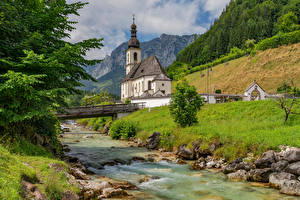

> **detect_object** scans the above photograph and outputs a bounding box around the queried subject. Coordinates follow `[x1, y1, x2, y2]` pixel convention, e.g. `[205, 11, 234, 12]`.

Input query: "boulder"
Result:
[191, 161, 206, 170]
[271, 160, 288, 172]
[100, 188, 129, 198]
[280, 180, 300, 196]
[278, 147, 300, 163]
[69, 167, 90, 180]
[285, 161, 300, 176]
[146, 132, 161, 149]
[206, 161, 216, 169]
[254, 150, 276, 168]
[248, 168, 273, 183]
[227, 170, 249, 181]
[269, 172, 296, 189]
[176, 144, 194, 160]
[77, 180, 111, 196]
[223, 159, 253, 174]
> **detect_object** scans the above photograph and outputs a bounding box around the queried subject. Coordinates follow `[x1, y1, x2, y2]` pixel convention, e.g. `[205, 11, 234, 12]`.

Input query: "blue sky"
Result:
[67, 0, 230, 59]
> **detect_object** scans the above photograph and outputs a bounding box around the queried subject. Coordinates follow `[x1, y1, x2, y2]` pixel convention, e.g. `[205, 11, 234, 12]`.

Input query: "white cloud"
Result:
[202, 0, 230, 19]
[66, 0, 230, 59]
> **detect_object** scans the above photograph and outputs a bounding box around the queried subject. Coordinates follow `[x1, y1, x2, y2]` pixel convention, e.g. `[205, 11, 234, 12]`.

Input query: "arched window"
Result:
[127, 53, 129, 63]
[134, 52, 137, 61]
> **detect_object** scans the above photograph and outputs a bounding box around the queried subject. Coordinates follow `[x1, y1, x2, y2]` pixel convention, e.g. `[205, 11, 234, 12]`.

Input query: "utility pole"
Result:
[207, 66, 209, 103]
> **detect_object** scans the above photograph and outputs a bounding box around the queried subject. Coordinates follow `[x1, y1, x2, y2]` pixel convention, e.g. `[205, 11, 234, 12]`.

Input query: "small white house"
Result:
[243, 81, 269, 101]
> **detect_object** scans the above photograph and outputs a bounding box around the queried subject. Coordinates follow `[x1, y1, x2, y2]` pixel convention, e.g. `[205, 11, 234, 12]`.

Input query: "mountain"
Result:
[83, 34, 194, 95]
[176, 0, 300, 66]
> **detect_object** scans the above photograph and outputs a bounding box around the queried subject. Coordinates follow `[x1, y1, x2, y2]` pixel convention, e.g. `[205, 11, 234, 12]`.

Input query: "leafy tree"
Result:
[0, 0, 103, 138]
[170, 79, 203, 127]
[81, 91, 114, 106]
[245, 39, 256, 50]
[277, 12, 299, 33]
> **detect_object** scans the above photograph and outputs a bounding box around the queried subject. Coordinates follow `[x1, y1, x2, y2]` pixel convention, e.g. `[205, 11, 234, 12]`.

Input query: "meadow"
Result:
[123, 100, 300, 160]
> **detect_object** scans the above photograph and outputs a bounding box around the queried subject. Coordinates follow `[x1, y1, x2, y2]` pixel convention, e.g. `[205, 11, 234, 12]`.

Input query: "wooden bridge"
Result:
[56, 103, 144, 120]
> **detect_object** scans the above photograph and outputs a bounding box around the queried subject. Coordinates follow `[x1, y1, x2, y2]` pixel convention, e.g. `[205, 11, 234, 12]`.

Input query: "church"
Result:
[121, 18, 172, 106]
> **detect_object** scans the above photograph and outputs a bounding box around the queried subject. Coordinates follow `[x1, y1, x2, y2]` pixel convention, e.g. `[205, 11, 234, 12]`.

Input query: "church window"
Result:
[148, 81, 152, 90]
[134, 52, 137, 61]
[127, 53, 129, 63]
[162, 83, 165, 86]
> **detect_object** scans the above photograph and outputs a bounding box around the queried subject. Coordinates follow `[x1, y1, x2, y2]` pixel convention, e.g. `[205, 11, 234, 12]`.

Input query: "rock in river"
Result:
[146, 132, 161, 149]
[254, 150, 276, 169]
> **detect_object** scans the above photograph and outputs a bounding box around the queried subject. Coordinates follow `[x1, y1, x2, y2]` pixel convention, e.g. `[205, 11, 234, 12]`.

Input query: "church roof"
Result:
[122, 55, 169, 82]
[245, 81, 266, 93]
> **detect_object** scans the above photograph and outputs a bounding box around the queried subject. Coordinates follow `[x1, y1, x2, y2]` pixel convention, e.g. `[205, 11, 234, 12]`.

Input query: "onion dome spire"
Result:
[128, 14, 140, 48]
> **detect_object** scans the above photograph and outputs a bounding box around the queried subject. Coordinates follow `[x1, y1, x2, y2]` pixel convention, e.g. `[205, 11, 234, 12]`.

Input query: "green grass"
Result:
[0, 139, 79, 200]
[123, 100, 300, 161]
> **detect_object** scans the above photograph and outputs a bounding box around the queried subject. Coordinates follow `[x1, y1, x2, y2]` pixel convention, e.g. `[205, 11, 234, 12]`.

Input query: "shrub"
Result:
[109, 120, 137, 140]
[160, 128, 174, 150]
[170, 79, 203, 127]
[255, 30, 300, 51]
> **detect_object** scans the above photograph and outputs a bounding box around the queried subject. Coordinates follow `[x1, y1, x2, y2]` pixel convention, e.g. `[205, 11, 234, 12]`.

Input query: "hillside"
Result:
[83, 34, 194, 95]
[182, 43, 300, 94]
[176, 0, 299, 66]
[121, 100, 300, 161]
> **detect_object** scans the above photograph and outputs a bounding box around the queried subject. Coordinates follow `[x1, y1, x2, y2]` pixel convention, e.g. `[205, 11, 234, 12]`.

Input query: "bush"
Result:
[109, 120, 137, 140]
[255, 30, 300, 51]
[160, 128, 174, 150]
[170, 79, 203, 127]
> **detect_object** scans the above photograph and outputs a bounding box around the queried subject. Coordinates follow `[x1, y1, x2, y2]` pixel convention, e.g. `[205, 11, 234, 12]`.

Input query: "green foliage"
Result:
[124, 100, 300, 161]
[0, 0, 103, 141]
[175, 0, 299, 71]
[245, 39, 256, 50]
[255, 30, 300, 50]
[165, 61, 189, 80]
[160, 128, 174, 150]
[170, 80, 203, 127]
[0, 71, 51, 128]
[277, 12, 300, 33]
[125, 98, 131, 104]
[215, 89, 222, 94]
[109, 120, 137, 140]
[81, 91, 114, 106]
[188, 47, 248, 75]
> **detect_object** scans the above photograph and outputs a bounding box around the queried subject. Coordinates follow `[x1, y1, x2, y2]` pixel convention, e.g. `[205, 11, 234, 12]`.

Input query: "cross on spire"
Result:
[132, 14, 135, 24]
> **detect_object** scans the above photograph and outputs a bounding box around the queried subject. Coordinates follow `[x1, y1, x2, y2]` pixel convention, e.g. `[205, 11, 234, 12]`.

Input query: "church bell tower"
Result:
[126, 14, 141, 75]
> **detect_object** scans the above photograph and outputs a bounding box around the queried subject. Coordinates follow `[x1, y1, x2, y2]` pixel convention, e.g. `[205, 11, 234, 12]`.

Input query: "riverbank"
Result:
[63, 123, 300, 199]
[123, 100, 300, 160]
[0, 138, 80, 199]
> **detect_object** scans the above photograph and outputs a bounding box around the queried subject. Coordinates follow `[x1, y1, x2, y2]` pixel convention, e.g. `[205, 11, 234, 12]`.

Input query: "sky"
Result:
[67, 0, 230, 60]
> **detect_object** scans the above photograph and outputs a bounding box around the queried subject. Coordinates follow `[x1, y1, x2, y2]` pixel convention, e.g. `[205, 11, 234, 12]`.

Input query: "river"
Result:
[60, 124, 299, 200]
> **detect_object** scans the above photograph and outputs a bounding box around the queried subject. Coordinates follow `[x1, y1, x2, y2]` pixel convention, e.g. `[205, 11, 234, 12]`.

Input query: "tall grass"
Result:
[124, 100, 300, 160]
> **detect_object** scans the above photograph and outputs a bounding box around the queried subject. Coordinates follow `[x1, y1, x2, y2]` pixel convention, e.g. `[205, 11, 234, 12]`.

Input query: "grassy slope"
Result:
[178, 43, 300, 94]
[124, 100, 300, 161]
[0, 140, 79, 199]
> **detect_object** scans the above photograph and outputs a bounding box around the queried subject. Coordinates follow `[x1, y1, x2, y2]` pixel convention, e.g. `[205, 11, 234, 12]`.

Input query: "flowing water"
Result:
[61, 125, 299, 200]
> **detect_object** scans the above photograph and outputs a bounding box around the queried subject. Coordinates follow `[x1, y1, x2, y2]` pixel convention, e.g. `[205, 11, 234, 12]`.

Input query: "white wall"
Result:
[153, 80, 171, 95]
[132, 97, 171, 108]
[244, 84, 268, 101]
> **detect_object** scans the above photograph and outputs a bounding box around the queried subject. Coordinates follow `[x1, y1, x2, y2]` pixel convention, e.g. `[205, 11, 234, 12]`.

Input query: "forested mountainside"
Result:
[176, 0, 299, 66]
[84, 34, 194, 95]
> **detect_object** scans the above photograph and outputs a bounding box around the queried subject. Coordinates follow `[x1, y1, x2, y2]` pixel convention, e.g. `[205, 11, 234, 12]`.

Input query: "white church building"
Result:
[121, 18, 172, 107]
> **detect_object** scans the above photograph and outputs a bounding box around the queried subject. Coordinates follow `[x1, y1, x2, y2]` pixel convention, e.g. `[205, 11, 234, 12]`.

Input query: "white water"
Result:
[61, 126, 300, 200]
